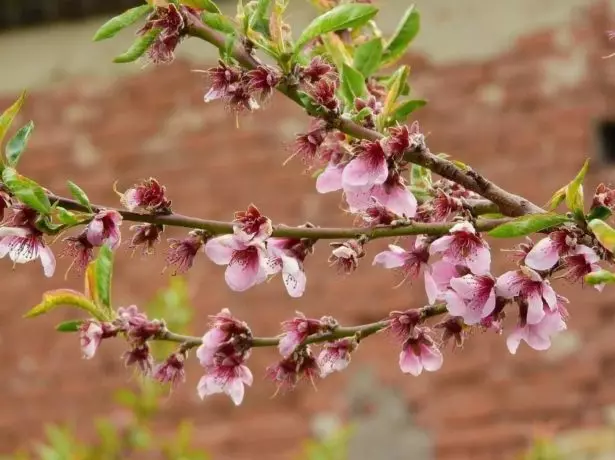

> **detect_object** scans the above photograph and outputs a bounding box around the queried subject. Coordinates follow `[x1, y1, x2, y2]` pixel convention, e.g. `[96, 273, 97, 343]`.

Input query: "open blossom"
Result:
[198, 353, 253, 406]
[424, 260, 466, 305]
[496, 266, 557, 325]
[120, 178, 171, 213]
[205, 234, 268, 292]
[0, 226, 56, 277]
[129, 223, 163, 255]
[61, 231, 94, 275]
[524, 229, 577, 271]
[345, 173, 417, 218]
[266, 237, 310, 298]
[154, 352, 186, 390]
[429, 221, 491, 275]
[318, 338, 357, 377]
[372, 237, 429, 284]
[399, 328, 443, 376]
[79, 320, 116, 359]
[507, 296, 568, 354]
[356, 198, 397, 226]
[196, 309, 251, 368]
[444, 274, 497, 325]
[267, 347, 321, 392]
[165, 230, 206, 275]
[86, 209, 122, 249]
[429, 190, 463, 222]
[278, 312, 331, 357]
[342, 139, 388, 189]
[329, 239, 364, 274]
[233, 204, 272, 243]
[561, 245, 603, 290]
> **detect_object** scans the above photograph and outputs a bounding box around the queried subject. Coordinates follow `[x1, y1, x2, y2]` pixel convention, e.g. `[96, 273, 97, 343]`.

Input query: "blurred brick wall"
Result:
[2, 1, 615, 459]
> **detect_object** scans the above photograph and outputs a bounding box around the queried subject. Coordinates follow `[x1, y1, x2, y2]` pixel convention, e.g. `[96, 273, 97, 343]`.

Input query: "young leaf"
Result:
[95, 245, 114, 310]
[294, 4, 378, 53]
[340, 63, 367, 104]
[410, 164, 431, 188]
[2, 167, 51, 214]
[321, 32, 353, 71]
[66, 180, 92, 211]
[182, 0, 220, 13]
[587, 205, 612, 222]
[565, 159, 589, 217]
[0, 90, 26, 147]
[585, 269, 615, 286]
[378, 65, 409, 130]
[589, 218, 615, 252]
[488, 213, 570, 238]
[352, 107, 372, 123]
[202, 12, 236, 33]
[113, 28, 161, 63]
[92, 5, 152, 42]
[5, 121, 34, 167]
[382, 5, 420, 65]
[545, 185, 566, 211]
[390, 99, 426, 123]
[56, 320, 84, 332]
[55, 206, 81, 225]
[24, 289, 105, 320]
[353, 38, 383, 77]
[248, 0, 272, 37]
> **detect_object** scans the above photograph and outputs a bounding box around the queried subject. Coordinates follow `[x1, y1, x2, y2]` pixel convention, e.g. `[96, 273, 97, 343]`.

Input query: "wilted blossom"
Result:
[318, 337, 358, 377]
[444, 274, 497, 325]
[266, 237, 311, 298]
[154, 352, 186, 390]
[137, 3, 193, 65]
[503, 237, 534, 265]
[196, 308, 251, 368]
[116, 305, 162, 345]
[0, 226, 56, 277]
[524, 229, 578, 271]
[329, 239, 364, 274]
[86, 209, 122, 249]
[120, 178, 171, 213]
[424, 260, 467, 305]
[399, 327, 443, 376]
[205, 234, 269, 292]
[245, 66, 281, 102]
[434, 316, 466, 348]
[123, 343, 155, 376]
[496, 266, 557, 325]
[60, 231, 94, 275]
[290, 119, 328, 166]
[201, 60, 242, 103]
[355, 198, 397, 226]
[79, 320, 117, 359]
[345, 172, 417, 218]
[266, 346, 321, 392]
[507, 295, 568, 354]
[233, 204, 272, 243]
[299, 56, 336, 84]
[561, 245, 603, 290]
[129, 223, 164, 255]
[278, 312, 332, 357]
[429, 221, 491, 275]
[373, 237, 430, 285]
[165, 230, 206, 275]
[354, 95, 382, 128]
[591, 183, 615, 210]
[342, 139, 388, 189]
[387, 309, 422, 340]
[308, 78, 339, 112]
[429, 190, 464, 222]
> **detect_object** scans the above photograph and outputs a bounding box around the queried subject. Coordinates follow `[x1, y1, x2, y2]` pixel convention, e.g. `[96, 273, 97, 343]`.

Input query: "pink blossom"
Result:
[496, 266, 557, 324]
[0, 226, 56, 277]
[399, 328, 443, 376]
[120, 178, 171, 213]
[233, 204, 272, 243]
[372, 237, 429, 284]
[266, 238, 309, 298]
[429, 221, 491, 275]
[424, 260, 466, 305]
[266, 347, 321, 392]
[165, 230, 205, 275]
[388, 309, 422, 340]
[444, 274, 497, 325]
[196, 309, 251, 368]
[79, 321, 104, 359]
[278, 312, 330, 357]
[197, 356, 254, 406]
[342, 139, 388, 188]
[430, 190, 463, 222]
[154, 352, 186, 390]
[318, 338, 357, 377]
[524, 229, 577, 271]
[205, 234, 268, 292]
[355, 198, 397, 226]
[328, 239, 364, 274]
[561, 245, 603, 291]
[344, 175, 417, 218]
[116, 305, 161, 345]
[86, 209, 122, 249]
[315, 161, 344, 193]
[506, 296, 568, 354]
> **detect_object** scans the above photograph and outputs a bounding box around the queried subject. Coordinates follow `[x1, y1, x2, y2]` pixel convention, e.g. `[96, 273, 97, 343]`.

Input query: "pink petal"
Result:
[420, 345, 444, 372]
[431, 260, 459, 287]
[344, 185, 372, 212]
[449, 275, 479, 299]
[372, 245, 407, 269]
[429, 235, 454, 255]
[399, 348, 422, 376]
[204, 236, 235, 265]
[444, 289, 467, 318]
[524, 327, 552, 351]
[525, 237, 559, 271]
[10, 237, 37, 264]
[495, 271, 523, 298]
[464, 289, 496, 325]
[201, 328, 226, 350]
[575, 244, 600, 263]
[0, 227, 29, 238]
[465, 245, 491, 275]
[315, 164, 344, 193]
[525, 290, 546, 325]
[226, 378, 245, 406]
[506, 328, 524, 354]
[283, 268, 306, 298]
[541, 283, 557, 310]
[196, 344, 216, 367]
[342, 155, 388, 188]
[225, 253, 266, 292]
[39, 245, 56, 278]
[122, 188, 140, 211]
[372, 184, 417, 218]
[239, 365, 253, 386]
[278, 333, 300, 357]
[424, 270, 438, 305]
[86, 219, 105, 246]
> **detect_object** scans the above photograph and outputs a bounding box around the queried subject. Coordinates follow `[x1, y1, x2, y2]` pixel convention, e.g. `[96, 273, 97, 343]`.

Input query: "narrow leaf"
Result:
[202, 12, 236, 33]
[340, 63, 367, 104]
[182, 0, 220, 13]
[2, 167, 51, 214]
[56, 320, 84, 332]
[0, 90, 26, 147]
[565, 159, 589, 216]
[382, 5, 420, 65]
[55, 206, 81, 225]
[25, 289, 104, 320]
[585, 270, 615, 286]
[66, 180, 92, 210]
[113, 28, 161, 63]
[5, 121, 34, 167]
[589, 218, 615, 252]
[546, 185, 567, 211]
[353, 38, 383, 77]
[390, 99, 426, 123]
[92, 5, 152, 41]
[294, 4, 378, 52]
[587, 205, 612, 222]
[249, 0, 272, 37]
[321, 32, 353, 72]
[488, 213, 570, 238]
[95, 245, 114, 310]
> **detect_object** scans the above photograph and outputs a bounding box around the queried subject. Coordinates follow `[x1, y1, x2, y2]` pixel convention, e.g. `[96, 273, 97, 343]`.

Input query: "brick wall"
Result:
[2, 1, 615, 459]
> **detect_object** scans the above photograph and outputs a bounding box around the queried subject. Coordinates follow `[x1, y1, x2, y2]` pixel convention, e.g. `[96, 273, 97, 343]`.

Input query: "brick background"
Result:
[2, 1, 615, 459]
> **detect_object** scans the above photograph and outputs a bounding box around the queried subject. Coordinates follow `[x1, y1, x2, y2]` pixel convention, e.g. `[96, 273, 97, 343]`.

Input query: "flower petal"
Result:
[86, 219, 105, 246]
[283, 268, 306, 298]
[399, 348, 422, 376]
[342, 156, 388, 188]
[372, 246, 407, 269]
[444, 289, 467, 318]
[315, 163, 344, 193]
[39, 245, 56, 278]
[373, 184, 417, 218]
[525, 290, 546, 325]
[429, 235, 454, 255]
[495, 271, 523, 298]
[239, 364, 253, 386]
[420, 345, 444, 372]
[506, 327, 525, 354]
[226, 377, 245, 406]
[465, 245, 491, 275]
[204, 236, 235, 265]
[525, 237, 559, 271]
[225, 255, 261, 292]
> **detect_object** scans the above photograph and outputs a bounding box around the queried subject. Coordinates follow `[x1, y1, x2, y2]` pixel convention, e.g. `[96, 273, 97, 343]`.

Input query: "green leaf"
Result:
[113, 28, 161, 63]
[352, 107, 372, 123]
[202, 12, 236, 33]
[55, 320, 84, 332]
[2, 167, 51, 214]
[382, 5, 420, 65]
[378, 65, 409, 130]
[95, 245, 114, 311]
[410, 164, 431, 188]
[321, 32, 353, 72]
[182, 0, 220, 13]
[54, 206, 81, 225]
[92, 5, 152, 41]
[340, 63, 367, 105]
[585, 269, 615, 285]
[0, 90, 26, 147]
[294, 4, 378, 52]
[249, 0, 272, 37]
[5, 121, 34, 167]
[221, 33, 238, 61]
[353, 38, 383, 77]
[546, 185, 567, 211]
[25, 289, 104, 320]
[488, 213, 571, 238]
[565, 159, 589, 218]
[589, 218, 615, 252]
[390, 99, 426, 123]
[66, 180, 92, 211]
[587, 205, 612, 222]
